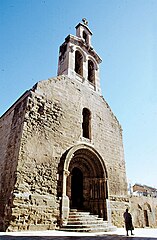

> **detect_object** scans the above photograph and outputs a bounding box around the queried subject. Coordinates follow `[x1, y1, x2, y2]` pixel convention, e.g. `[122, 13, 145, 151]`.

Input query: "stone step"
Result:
[69, 212, 91, 216]
[63, 223, 106, 228]
[69, 214, 92, 218]
[60, 209, 116, 232]
[67, 219, 105, 225]
[61, 223, 116, 232]
[68, 216, 103, 221]
[61, 226, 115, 232]
[68, 210, 98, 218]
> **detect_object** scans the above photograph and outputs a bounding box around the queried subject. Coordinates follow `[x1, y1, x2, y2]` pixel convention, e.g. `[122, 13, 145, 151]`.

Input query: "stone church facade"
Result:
[0, 20, 156, 231]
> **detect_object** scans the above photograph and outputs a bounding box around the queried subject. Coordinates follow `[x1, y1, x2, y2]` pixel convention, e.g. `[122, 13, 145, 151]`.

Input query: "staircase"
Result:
[60, 209, 116, 232]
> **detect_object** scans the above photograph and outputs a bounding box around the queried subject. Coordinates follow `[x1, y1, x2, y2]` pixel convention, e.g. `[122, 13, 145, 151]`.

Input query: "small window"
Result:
[83, 31, 88, 44]
[88, 60, 95, 84]
[75, 50, 83, 76]
[82, 108, 91, 139]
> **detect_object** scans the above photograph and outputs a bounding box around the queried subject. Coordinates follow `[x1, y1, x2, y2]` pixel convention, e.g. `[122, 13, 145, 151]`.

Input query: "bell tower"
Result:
[57, 19, 102, 94]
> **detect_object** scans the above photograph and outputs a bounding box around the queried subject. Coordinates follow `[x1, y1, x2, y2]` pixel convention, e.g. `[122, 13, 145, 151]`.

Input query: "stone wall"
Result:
[106, 195, 157, 228]
[31, 75, 128, 198]
[0, 75, 128, 231]
[9, 90, 62, 231]
[0, 94, 28, 231]
[130, 196, 157, 228]
[108, 196, 129, 227]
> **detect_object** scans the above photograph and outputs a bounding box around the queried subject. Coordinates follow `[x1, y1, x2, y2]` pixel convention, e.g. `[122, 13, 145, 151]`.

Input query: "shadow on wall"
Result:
[0, 100, 28, 231]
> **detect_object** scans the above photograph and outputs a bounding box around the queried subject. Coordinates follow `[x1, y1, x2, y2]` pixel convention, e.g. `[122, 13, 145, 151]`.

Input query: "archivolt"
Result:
[75, 46, 86, 62]
[87, 55, 98, 70]
[63, 143, 108, 179]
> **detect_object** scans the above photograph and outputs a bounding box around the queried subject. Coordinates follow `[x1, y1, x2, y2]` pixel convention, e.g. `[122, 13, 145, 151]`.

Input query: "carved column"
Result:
[61, 170, 70, 226]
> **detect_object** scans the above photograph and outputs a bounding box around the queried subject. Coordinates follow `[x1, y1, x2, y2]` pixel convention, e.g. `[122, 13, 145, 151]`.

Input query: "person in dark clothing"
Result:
[123, 209, 134, 236]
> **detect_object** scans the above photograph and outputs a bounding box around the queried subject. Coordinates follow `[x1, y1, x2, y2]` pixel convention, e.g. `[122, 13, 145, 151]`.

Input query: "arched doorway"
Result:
[71, 167, 83, 209]
[60, 144, 108, 224]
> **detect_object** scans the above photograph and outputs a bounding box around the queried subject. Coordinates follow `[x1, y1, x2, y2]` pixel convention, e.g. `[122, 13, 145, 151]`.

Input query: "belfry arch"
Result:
[88, 59, 95, 84]
[60, 144, 108, 225]
[75, 50, 83, 76]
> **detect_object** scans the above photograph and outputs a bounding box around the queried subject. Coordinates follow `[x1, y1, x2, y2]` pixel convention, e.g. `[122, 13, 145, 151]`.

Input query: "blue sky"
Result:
[0, 0, 157, 188]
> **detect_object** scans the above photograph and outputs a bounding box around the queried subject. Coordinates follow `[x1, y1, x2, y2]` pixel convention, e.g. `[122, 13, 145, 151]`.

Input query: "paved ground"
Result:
[0, 228, 157, 240]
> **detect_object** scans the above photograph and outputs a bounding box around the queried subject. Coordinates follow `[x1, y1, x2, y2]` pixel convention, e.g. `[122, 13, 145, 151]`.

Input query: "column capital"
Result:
[64, 170, 70, 176]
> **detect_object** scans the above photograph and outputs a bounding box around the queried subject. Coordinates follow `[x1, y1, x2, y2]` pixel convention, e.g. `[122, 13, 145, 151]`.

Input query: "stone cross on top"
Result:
[82, 18, 88, 26]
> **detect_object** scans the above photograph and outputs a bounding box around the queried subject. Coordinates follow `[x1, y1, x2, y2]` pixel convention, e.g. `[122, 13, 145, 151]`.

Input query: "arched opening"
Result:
[59, 144, 108, 224]
[83, 31, 88, 44]
[144, 210, 149, 227]
[71, 167, 83, 209]
[88, 60, 95, 84]
[64, 145, 108, 220]
[82, 108, 91, 139]
[75, 50, 83, 76]
[145, 203, 152, 212]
